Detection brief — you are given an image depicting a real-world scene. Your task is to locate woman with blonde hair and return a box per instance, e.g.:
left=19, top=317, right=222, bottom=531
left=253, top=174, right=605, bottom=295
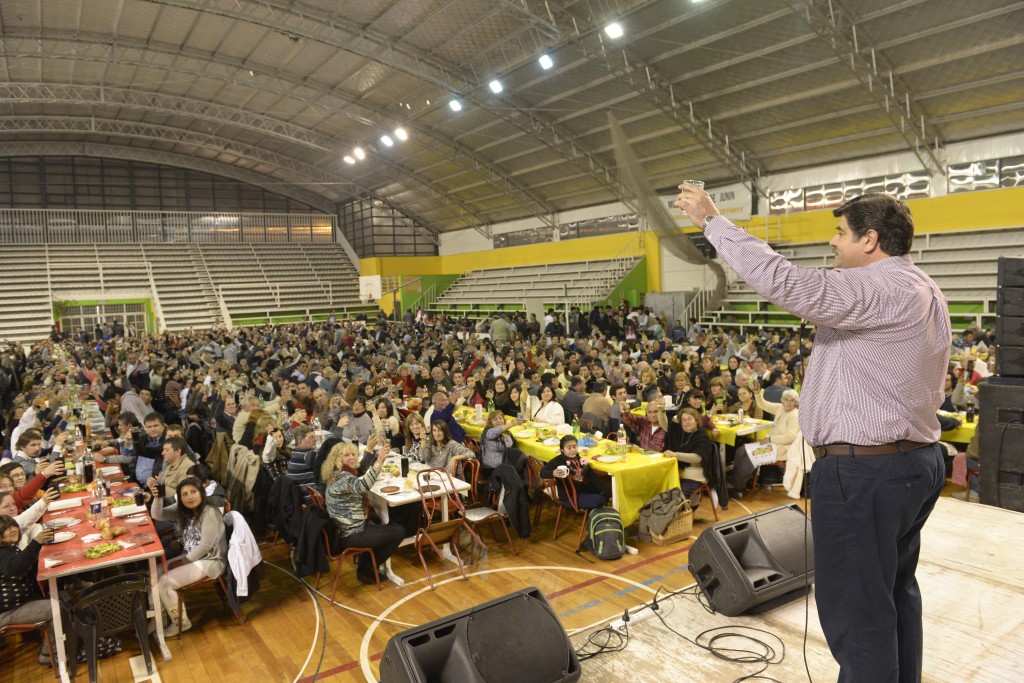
left=323, top=441, right=404, bottom=584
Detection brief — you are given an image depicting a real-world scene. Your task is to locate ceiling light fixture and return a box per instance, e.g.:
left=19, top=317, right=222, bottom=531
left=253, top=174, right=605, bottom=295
left=343, top=155, right=355, bottom=165
left=394, top=127, right=408, bottom=141
left=380, top=135, right=394, bottom=147
left=489, top=79, right=503, bottom=94
left=538, top=54, right=554, bottom=70
left=449, top=99, right=463, bottom=112
left=604, top=22, right=624, bottom=39
left=353, top=147, right=365, bottom=160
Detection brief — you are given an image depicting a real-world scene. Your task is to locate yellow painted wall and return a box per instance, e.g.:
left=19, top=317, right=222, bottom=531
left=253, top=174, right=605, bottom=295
left=359, top=186, right=1024, bottom=290
left=362, top=231, right=665, bottom=292
left=773, top=186, right=1024, bottom=244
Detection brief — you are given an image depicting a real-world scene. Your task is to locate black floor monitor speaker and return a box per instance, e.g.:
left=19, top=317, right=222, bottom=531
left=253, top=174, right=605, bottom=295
left=688, top=503, right=814, bottom=617
left=378, top=587, right=581, bottom=683
left=979, top=376, right=1024, bottom=512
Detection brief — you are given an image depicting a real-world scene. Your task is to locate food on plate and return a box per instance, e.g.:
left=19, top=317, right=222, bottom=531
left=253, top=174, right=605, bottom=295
left=61, top=483, right=88, bottom=493
left=84, top=542, right=121, bottom=560
left=100, top=526, right=126, bottom=540
left=110, top=497, right=137, bottom=507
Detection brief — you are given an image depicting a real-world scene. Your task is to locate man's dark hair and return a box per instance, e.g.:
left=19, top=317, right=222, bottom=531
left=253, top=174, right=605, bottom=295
left=143, top=412, right=165, bottom=425
left=832, top=193, right=913, bottom=256
left=570, top=375, right=585, bottom=390
left=164, top=435, right=187, bottom=454
left=610, top=382, right=626, bottom=396
left=591, top=380, right=608, bottom=394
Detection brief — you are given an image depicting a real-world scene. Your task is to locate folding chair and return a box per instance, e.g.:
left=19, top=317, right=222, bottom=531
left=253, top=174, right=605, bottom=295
left=413, top=468, right=484, bottom=589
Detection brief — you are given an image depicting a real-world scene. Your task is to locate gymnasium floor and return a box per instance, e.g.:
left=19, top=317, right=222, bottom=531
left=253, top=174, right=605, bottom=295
left=6, top=483, right=1019, bottom=683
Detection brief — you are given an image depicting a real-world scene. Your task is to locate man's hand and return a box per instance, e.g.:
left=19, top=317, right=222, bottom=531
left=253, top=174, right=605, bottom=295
left=674, top=182, right=719, bottom=228
left=42, top=460, right=65, bottom=478
left=146, top=476, right=159, bottom=491
left=37, top=526, right=55, bottom=544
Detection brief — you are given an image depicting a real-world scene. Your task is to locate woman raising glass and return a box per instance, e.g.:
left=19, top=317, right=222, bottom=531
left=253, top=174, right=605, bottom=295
left=323, top=442, right=404, bottom=584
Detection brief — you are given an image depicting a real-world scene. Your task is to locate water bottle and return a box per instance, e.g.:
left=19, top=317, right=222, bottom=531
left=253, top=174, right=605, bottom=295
left=617, top=425, right=627, bottom=445
left=737, top=407, right=745, bottom=422
left=572, top=415, right=580, bottom=436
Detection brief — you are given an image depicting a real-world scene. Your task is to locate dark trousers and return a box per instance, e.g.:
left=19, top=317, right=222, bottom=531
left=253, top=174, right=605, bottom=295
left=342, top=522, right=405, bottom=575
left=810, top=443, right=945, bottom=683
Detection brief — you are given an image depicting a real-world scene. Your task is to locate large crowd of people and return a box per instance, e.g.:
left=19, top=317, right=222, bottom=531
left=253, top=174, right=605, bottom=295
left=0, top=302, right=993, bottom=665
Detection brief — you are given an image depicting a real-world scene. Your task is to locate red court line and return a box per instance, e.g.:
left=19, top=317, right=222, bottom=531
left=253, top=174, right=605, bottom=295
left=306, top=542, right=693, bottom=681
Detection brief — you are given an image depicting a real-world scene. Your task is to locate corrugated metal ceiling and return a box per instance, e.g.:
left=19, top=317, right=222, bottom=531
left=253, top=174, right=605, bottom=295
left=0, top=0, right=1021, bottom=231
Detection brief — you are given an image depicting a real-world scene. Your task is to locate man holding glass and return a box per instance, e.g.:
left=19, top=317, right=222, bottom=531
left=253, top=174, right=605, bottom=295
left=675, top=184, right=948, bottom=683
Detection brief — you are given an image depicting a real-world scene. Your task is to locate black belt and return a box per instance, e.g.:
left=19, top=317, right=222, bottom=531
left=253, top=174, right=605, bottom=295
left=811, top=440, right=931, bottom=459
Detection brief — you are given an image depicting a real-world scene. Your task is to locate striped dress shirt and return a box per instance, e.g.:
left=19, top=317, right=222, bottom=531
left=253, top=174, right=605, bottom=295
left=703, top=216, right=950, bottom=447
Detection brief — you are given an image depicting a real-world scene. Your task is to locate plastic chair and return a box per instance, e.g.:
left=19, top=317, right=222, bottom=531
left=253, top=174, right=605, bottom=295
left=63, top=573, right=153, bottom=683
left=413, top=468, right=483, bottom=590
left=0, top=621, right=57, bottom=678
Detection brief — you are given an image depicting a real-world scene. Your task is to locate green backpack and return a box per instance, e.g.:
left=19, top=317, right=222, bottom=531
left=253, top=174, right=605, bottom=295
left=579, top=507, right=625, bottom=560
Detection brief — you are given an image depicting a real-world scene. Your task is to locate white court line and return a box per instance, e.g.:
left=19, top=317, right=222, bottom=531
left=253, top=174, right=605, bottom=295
left=358, top=565, right=664, bottom=682
left=265, top=562, right=323, bottom=683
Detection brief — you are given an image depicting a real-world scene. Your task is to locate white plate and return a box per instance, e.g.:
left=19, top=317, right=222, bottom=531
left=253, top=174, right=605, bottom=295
left=49, top=531, right=76, bottom=544
left=98, top=466, right=120, bottom=477
left=82, top=534, right=103, bottom=543
left=594, top=454, right=622, bottom=463
left=112, top=504, right=147, bottom=518
left=124, top=515, right=149, bottom=525
left=47, top=498, right=82, bottom=511
left=47, top=517, right=82, bottom=529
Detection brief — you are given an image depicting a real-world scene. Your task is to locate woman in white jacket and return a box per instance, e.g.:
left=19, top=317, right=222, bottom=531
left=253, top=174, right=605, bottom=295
left=522, top=384, right=566, bottom=426
left=755, top=388, right=812, bottom=498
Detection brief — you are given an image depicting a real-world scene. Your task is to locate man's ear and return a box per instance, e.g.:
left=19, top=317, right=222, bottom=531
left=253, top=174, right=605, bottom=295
left=860, top=228, right=881, bottom=254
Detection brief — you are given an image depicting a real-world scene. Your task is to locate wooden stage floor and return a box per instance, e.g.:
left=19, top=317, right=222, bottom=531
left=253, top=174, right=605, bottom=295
left=4, top=484, right=1021, bottom=682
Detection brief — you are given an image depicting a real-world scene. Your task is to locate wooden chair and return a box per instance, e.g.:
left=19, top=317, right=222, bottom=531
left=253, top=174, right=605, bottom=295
left=526, top=456, right=553, bottom=527
left=457, top=456, right=492, bottom=504
left=462, top=488, right=518, bottom=557
left=549, top=474, right=593, bottom=550
left=175, top=570, right=245, bottom=639
left=307, top=487, right=382, bottom=600
left=0, top=622, right=57, bottom=678
left=691, top=483, right=719, bottom=521
left=414, top=468, right=483, bottom=590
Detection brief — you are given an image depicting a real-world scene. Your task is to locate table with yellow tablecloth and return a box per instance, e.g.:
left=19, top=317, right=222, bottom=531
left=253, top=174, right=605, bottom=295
left=939, top=411, right=976, bottom=444
left=457, top=409, right=679, bottom=527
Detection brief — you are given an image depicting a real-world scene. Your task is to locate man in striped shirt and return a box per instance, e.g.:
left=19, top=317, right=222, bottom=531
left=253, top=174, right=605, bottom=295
left=676, top=187, right=948, bottom=683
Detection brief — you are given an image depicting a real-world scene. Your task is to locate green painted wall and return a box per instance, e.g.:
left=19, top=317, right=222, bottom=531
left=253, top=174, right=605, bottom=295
left=601, top=258, right=647, bottom=308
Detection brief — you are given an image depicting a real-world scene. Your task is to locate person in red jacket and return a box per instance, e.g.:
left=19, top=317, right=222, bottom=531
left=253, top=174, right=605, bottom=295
left=0, top=460, right=65, bottom=512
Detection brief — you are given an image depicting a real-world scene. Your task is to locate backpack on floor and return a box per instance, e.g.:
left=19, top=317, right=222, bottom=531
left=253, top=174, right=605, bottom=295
left=579, top=507, right=625, bottom=560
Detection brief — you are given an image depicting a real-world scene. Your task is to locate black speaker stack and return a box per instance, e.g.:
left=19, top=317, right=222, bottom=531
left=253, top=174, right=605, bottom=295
left=978, top=257, right=1024, bottom=512
left=379, top=588, right=581, bottom=683
left=996, top=257, right=1024, bottom=378
left=687, top=504, right=814, bottom=617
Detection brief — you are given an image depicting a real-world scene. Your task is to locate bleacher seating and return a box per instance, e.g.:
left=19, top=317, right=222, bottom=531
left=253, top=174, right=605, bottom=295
left=0, top=242, right=365, bottom=345
left=700, top=226, right=1024, bottom=333
left=430, top=257, right=641, bottom=317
